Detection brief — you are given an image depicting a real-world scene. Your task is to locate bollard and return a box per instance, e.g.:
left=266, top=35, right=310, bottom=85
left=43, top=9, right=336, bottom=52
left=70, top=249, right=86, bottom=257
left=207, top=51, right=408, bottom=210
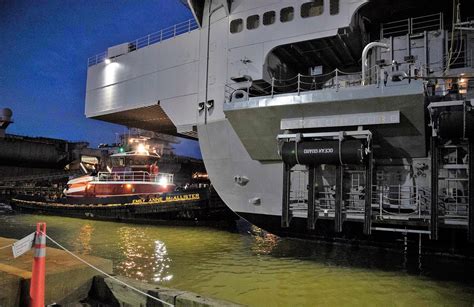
left=30, top=222, right=47, bottom=307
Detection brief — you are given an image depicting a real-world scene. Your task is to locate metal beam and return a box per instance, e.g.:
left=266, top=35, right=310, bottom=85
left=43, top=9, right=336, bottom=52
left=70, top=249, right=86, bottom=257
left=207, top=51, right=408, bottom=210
left=305, top=41, right=333, bottom=68
left=319, top=39, right=344, bottom=68
left=430, top=136, right=439, bottom=240
left=469, top=141, right=474, bottom=242
left=364, top=150, right=373, bottom=235
left=282, top=163, right=292, bottom=228
left=307, top=166, right=317, bottom=230
left=291, top=44, right=315, bottom=68
left=336, top=33, right=358, bottom=65
left=334, top=165, right=344, bottom=233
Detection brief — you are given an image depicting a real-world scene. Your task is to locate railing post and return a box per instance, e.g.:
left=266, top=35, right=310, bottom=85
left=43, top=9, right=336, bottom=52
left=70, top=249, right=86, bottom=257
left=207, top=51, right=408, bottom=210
left=271, top=77, right=275, bottom=98
left=147, top=34, right=150, bottom=46
left=440, top=12, right=444, bottom=31
left=297, top=73, right=301, bottom=95
left=408, top=18, right=412, bottom=35
left=379, top=189, right=383, bottom=218
left=188, top=19, right=192, bottom=32
left=335, top=69, right=339, bottom=91
left=160, top=30, right=163, bottom=42
left=174, top=25, right=177, bottom=37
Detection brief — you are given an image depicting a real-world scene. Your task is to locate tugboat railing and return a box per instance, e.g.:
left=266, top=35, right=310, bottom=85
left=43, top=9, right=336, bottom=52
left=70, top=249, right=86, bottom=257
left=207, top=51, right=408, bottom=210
left=96, top=171, right=174, bottom=184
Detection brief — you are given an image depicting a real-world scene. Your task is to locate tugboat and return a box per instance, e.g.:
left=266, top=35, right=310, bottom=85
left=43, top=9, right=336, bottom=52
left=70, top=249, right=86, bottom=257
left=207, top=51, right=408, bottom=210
left=63, top=149, right=174, bottom=201
left=11, top=141, right=238, bottom=226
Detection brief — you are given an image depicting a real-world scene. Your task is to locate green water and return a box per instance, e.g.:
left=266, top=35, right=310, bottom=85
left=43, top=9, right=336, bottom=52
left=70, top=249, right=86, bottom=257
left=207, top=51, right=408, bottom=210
left=1, top=214, right=473, bottom=306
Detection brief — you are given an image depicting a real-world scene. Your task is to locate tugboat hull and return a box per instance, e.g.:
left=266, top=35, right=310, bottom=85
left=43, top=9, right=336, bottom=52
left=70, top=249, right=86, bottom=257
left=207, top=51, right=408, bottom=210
left=11, top=189, right=238, bottom=227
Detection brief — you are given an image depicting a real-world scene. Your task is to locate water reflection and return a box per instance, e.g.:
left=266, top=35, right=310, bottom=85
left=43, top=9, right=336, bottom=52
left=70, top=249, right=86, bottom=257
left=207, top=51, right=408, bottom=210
left=153, top=240, right=173, bottom=282
left=116, top=226, right=173, bottom=282
left=249, top=225, right=279, bottom=255
left=1, top=214, right=474, bottom=306
left=73, top=223, right=94, bottom=255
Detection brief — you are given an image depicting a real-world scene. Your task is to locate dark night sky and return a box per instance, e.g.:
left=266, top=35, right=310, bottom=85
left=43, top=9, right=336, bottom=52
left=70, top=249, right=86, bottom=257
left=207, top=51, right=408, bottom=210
left=0, top=0, right=202, bottom=158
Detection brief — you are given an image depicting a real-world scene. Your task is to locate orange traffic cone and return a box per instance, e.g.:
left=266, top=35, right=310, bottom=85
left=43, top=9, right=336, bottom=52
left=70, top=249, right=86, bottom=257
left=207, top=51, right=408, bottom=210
left=30, top=223, right=46, bottom=307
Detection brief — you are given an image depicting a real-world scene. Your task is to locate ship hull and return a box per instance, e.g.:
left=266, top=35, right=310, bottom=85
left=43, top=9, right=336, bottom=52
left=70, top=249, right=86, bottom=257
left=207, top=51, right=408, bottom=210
left=11, top=189, right=238, bottom=227
left=236, top=211, right=474, bottom=255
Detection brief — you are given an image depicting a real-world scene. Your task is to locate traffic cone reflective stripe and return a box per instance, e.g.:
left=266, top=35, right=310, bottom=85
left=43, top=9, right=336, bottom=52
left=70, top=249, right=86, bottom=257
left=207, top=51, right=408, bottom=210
left=30, top=223, right=46, bottom=307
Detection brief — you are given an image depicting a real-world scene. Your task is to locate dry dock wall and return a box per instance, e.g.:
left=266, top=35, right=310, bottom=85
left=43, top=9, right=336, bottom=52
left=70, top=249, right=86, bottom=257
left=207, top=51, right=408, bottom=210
left=0, top=237, right=113, bottom=306
left=90, top=275, right=243, bottom=307
left=1, top=237, right=242, bottom=307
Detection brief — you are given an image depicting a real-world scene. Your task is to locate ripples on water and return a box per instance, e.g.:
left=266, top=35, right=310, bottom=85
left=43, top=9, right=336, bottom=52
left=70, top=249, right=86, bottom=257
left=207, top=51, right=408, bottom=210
left=0, top=214, right=473, bottom=306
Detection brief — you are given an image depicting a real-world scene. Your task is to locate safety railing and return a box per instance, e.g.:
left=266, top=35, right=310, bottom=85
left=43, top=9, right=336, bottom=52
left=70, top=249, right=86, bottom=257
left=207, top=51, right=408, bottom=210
left=96, top=171, right=174, bottom=184
left=225, top=66, right=379, bottom=102
left=372, top=185, right=431, bottom=219
left=87, top=18, right=199, bottom=66
left=380, top=13, right=443, bottom=38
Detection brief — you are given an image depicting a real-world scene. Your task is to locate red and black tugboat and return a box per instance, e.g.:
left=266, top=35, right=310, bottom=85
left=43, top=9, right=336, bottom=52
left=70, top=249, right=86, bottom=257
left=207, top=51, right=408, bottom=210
left=11, top=141, right=237, bottom=226
left=64, top=149, right=174, bottom=200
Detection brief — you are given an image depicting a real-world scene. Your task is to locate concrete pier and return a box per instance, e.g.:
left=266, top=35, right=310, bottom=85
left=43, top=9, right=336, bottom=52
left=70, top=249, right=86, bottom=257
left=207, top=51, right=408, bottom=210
left=0, top=237, right=243, bottom=306
left=0, top=237, right=113, bottom=306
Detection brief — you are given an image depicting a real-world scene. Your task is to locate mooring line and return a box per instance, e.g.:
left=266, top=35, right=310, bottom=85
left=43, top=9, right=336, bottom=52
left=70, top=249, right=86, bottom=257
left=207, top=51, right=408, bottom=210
left=43, top=233, right=174, bottom=307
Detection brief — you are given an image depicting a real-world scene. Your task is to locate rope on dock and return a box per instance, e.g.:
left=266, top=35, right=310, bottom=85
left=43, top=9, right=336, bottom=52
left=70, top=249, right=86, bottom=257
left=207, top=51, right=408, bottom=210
left=0, top=243, right=13, bottom=250
left=43, top=233, right=174, bottom=307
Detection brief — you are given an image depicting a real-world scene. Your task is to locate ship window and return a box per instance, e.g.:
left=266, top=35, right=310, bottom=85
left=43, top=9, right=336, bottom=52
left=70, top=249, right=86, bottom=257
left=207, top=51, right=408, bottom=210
left=247, top=14, right=259, bottom=30
left=301, top=1, right=324, bottom=18
left=330, top=0, right=339, bottom=15
left=263, top=11, right=276, bottom=26
left=280, top=7, right=294, bottom=23
left=230, top=18, right=243, bottom=33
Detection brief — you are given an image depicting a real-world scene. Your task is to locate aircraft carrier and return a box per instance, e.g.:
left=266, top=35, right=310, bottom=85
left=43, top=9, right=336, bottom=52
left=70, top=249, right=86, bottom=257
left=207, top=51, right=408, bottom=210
left=84, top=0, right=474, bottom=253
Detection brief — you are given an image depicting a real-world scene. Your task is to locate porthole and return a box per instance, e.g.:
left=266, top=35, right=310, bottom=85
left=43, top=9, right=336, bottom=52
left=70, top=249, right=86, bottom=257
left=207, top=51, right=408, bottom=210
left=301, top=1, right=324, bottom=18
left=280, top=7, right=294, bottom=23
left=247, top=14, right=260, bottom=30
left=230, top=18, right=243, bottom=33
left=263, top=11, right=276, bottom=26
left=330, top=0, right=339, bottom=15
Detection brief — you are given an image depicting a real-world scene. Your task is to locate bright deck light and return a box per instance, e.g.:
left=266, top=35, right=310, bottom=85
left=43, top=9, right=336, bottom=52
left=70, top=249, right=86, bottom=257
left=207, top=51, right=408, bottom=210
left=159, top=177, right=168, bottom=186
left=137, top=143, right=147, bottom=154
left=104, top=58, right=111, bottom=64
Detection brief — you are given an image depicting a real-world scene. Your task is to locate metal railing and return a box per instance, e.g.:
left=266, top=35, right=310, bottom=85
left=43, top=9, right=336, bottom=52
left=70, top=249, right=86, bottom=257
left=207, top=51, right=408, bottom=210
left=381, top=13, right=443, bottom=38
left=225, top=66, right=379, bottom=102
left=96, top=171, right=174, bottom=184
left=372, top=185, right=431, bottom=219
left=87, top=18, right=199, bottom=66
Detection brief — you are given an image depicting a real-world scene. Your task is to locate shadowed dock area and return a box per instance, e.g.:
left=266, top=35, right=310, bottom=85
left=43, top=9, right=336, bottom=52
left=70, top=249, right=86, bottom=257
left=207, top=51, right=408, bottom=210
left=0, top=236, right=113, bottom=306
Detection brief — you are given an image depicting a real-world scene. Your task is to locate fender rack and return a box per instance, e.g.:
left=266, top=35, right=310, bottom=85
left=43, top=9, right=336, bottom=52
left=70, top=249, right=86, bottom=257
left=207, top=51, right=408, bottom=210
left=277, top=130, right=373, bottom=234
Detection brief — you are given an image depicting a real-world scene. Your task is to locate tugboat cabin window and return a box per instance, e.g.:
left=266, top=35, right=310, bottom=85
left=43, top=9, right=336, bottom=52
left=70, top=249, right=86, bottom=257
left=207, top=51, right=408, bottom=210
left=280, top=7, right=294, bottom=23
left=247, top=14, right=260, bottom=30
left=230, top=18, right=243, bottom=33
left=301, top=1, right=324, bottom=18
left=330, top=0, right=339, bottom=15
left=263, top=11, right=276, bottom=26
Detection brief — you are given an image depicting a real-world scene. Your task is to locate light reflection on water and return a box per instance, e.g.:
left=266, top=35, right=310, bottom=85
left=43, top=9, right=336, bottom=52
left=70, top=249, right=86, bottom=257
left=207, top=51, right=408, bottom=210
left=1, top=214, right=474, bottom=306
left=73, top=223, right=94, bottom=255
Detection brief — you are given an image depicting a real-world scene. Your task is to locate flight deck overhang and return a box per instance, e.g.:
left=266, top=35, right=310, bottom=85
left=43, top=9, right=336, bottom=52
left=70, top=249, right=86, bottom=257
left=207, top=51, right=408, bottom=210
left=90, top=104, right=178, bottom=135
left=224, top=81, right=426, bottom=161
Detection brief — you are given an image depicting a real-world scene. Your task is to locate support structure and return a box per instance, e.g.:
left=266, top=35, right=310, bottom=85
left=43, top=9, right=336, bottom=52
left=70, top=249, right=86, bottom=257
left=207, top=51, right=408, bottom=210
left=364, top=150, right=373, bottom=235
left=469, top=141, right=474, bottom=242
left=282, top=163, right=291, bottom=228
left=430, top=136, right=439, bottom=240
left=307, top=166, right=317, bottom=230
left=334, top=165, right=344, bottom=233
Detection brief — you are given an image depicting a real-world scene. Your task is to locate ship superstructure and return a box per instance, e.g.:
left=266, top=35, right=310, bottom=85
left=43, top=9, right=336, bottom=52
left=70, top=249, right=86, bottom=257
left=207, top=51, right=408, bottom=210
left=84, top=0, right=474, bottom=250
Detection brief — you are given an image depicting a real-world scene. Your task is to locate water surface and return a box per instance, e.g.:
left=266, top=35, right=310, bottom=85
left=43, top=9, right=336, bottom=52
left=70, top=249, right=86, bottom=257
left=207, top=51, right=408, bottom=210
left=1, top=214, right=473, bottom=306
